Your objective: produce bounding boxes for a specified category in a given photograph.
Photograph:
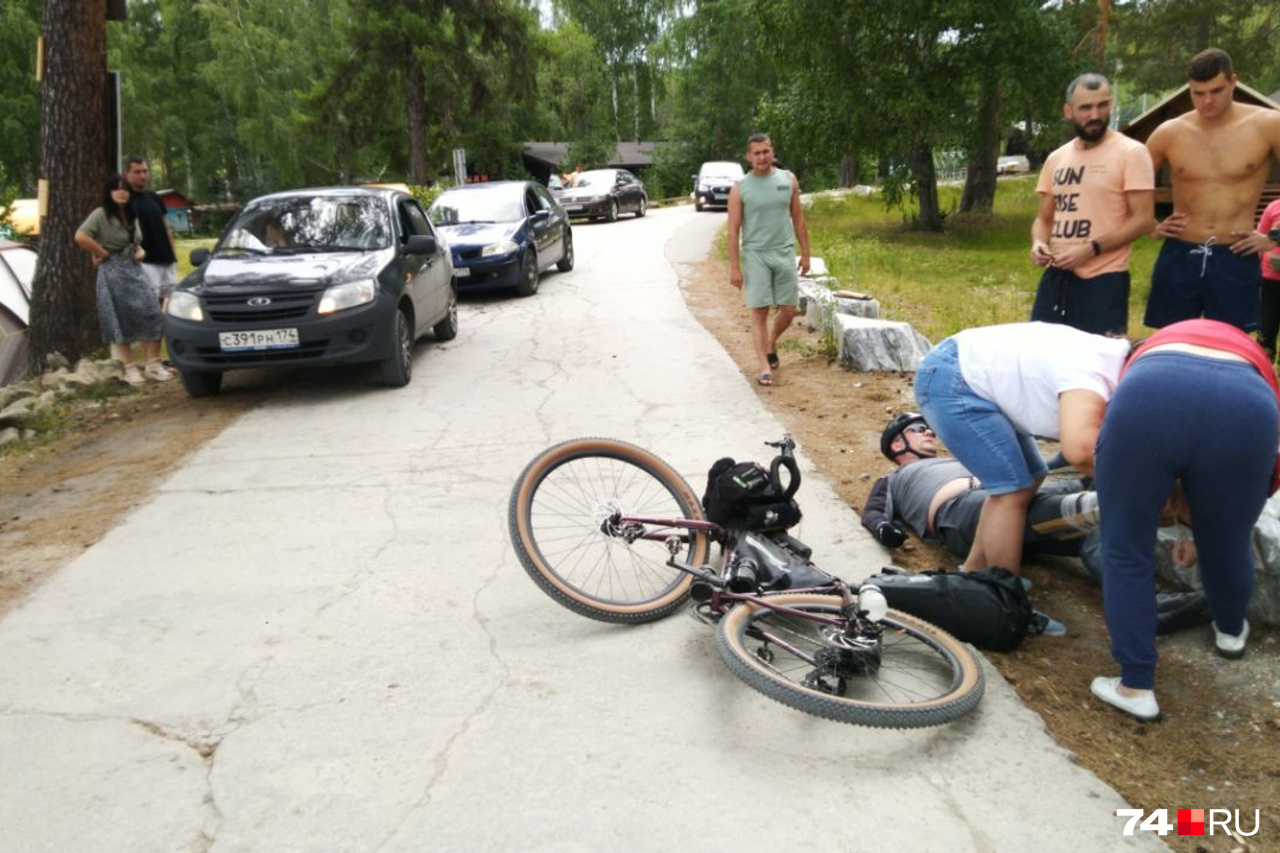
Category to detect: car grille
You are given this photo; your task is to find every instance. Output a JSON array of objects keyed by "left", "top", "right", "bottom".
[
  {"left": 456, "top": 248, "right": 485, "bottom": 262},
  {"left": 204, "top": 291, "right": 317, "bottom": 323}
]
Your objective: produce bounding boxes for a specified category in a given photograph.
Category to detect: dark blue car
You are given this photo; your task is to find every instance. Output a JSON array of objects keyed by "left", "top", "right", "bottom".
[{"left": 429, "top": 181, "right": 573, "bottom": 296}]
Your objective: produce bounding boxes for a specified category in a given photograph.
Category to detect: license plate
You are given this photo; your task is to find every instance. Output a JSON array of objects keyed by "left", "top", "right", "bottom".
[
  {"left": 218, "top": 328, "right": 299, "bottom": 351},
  {"left": 564, "top": 205, "right": 583, "bottom": 213},
  {"left": 454, "top": 267, "right": 471, "bottom": 278}
]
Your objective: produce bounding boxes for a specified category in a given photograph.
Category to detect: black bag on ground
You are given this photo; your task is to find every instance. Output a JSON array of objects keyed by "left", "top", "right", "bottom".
[
  {"left": 702, "top": 458, "right": 802, "bottom": 531},
  {"left": 866, "top": 567, "right": 1034, "bottom": 651}
]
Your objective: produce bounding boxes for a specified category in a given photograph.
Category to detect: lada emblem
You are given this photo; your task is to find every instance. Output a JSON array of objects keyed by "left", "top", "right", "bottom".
[{"left": 247, "top": 297, "right": 272, "bottom": 307}]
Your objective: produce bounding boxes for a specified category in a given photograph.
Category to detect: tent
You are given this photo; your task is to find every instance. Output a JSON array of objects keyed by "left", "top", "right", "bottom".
[{"left": 0, "top": 238, "right": 34, "bottom": 387}]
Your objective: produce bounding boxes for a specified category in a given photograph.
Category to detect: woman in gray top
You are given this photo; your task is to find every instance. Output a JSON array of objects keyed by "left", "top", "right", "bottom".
[{"left": 74, "top": 174, "right": 172, "bottom": 386}]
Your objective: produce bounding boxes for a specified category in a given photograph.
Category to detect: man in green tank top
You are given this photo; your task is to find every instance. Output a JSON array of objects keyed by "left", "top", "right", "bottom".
[{"left": 727, "top": 133, "right": 811, "bottom": 386}]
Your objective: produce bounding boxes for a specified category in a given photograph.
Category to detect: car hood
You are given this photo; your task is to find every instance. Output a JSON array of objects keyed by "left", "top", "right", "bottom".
[
  {"left": 184, "top": 250, "right": 389, "bottom": 292},
  {"left": 435, "top": 221, "right": 520, "bottom": 249}
]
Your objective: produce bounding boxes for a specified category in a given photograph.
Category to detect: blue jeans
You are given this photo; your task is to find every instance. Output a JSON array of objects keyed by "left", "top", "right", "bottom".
[
  {"left": 914, "top": 338, "right": 1048, "bottom": 495},
  {"left": 1096, "top": 352, "right": 1276, "bottom": 689}
]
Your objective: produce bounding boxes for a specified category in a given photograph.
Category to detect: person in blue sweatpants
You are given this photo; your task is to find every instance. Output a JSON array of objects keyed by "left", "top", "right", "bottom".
[{"left": 1091, "top": 319, "right": 1279, "bottom": 721}]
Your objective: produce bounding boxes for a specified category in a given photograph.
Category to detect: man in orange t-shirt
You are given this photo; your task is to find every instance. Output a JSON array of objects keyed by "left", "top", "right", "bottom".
[{"left": 1030, "top": 73, "right": 1156, "bottom": 334}]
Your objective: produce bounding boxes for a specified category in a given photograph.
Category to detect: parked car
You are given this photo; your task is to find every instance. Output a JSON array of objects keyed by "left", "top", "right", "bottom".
[
  {"left": 554, "top": 168, "right": 647, "bottom": 222},
  {"left": 997, "top": 155, "right": 1031, "bottom": 175},
  {"left": 692, "top": 161, "right": 744, "bottom": 211},
  {"left": 429, "top": 181, "right": 573, "bottom": 297},
  {"left": 164, "top": 186, "right": 457, "bottom": 397}
]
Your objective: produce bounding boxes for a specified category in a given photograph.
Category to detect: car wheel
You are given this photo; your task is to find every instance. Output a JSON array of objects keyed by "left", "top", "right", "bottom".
[
  {"left": 515, "top": 249, "right": 540, "bottom": 296},
  {"left": 636, "top": 196, "right": 647, "bottom": 218},
  {"left": 556, "top": 230, "right": 575, "bottom": 272},
  {"left": 380, "top": 307, "right": 413, "bottom": 387},
  {"left": 433, "top": 287, "right": 459, "bottom": 341},
  {"left": 606, "top": 199, "right": 618, "bottom": 223},
  {"left": 179, "top": 369, "right": 222, "bottom": 398}
]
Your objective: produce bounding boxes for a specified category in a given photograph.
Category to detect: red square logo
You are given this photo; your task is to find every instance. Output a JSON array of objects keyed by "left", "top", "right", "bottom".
[{"left": 1178, "top": 809, "right": 1205, "bottom": 836}]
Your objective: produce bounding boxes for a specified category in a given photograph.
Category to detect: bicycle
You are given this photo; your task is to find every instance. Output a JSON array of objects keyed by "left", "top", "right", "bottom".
[{"left": 507, "top": 435, "right": 984, "bottom": 729}]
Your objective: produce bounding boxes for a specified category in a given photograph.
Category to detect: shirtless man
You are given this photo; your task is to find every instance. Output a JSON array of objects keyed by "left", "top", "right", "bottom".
[{"left": 1145, "top": 48, "right": 1280, "bottom": 332}]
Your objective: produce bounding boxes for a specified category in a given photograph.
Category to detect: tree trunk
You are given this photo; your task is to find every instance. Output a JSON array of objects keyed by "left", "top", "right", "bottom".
[
  {"left": 910, "top": 139, "right": 944, "bottom": 232},
  {"left": 406, "top": 50, "right": 428, "bottom": 185},
  {"left": 961, "top": 77, "right": 1003, "bottom": 214},
  {"left": 839, "top": 154, "right": 859, "bottom": 188},
  {"left": 28, "top": 0, "right": 108, "bottom": 374}
]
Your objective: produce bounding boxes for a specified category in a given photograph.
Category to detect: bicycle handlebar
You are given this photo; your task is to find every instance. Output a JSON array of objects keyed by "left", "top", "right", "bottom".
[{"left": 765, "top": 435, "right": 800, "bottom": 500}]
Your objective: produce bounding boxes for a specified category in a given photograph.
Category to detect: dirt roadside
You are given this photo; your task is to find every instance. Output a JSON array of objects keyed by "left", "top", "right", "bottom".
[{"left": 1, "top": 247, "right": 1278, "bottom": 851}]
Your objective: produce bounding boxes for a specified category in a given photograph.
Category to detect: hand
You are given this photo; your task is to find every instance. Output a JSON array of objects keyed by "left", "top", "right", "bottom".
[
  {"left": 874, "top": 520, "right": 908, "bottom": 548},
  {"left": 132, "top": 248, "right": 146, "bottom": 264},
  {"left": 1030, "top": 241, "right": 1054, "bottom": 267},
  {"left": 729, "top": 267, "right": 743, "bottom": 290},
  {"left": 91, "top": 255, "right": 106, "bottom": 267},
  {"left": 1050, "top": 242, "right": 1094, "bottom": 271},
  {"left": 797, "top": 254, "right": 810, "bottom": 276},
  {"left": 1228, "top": 230, "right": 1275, "bottom": 257},
  {"left": 1152, "top": 212, "right": 1187, "bottom": 240}
]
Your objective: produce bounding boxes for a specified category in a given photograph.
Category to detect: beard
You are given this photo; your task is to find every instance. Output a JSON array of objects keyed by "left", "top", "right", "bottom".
[{"left": 1072, "top": 118, "right": 1107, "bottom": 142}]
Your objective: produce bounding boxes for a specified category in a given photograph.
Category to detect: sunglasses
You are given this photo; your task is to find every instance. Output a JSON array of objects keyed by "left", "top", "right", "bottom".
[{"left": 903, "top": 424, "right": 933, "bottom": 435}]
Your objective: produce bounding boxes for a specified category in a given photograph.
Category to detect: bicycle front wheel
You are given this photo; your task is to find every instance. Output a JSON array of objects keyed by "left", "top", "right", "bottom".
[
  {"left": 716, "top": 594, "right": 984, "bottom": 728},
  {"left": 508, "top": 438, "right": 710, "bottom": 623}
]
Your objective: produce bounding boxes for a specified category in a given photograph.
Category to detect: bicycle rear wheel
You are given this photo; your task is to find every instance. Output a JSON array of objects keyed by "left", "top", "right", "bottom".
[
  {"left": 509, "top": 438, "right": 710, "bottom": 623},
  {"left": 716, "top": 593, "right": 983, "bottom": 728}
]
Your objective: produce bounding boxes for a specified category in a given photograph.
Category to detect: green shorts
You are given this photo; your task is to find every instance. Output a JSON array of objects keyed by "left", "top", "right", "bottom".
[{"left": 742, "top": 248, "right": 798, "bottom": 309}]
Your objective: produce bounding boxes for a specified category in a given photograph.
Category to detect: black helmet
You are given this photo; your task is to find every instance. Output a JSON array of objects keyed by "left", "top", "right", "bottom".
[{"left": 880, "top": 412, "right": 928, "bottom": 461}]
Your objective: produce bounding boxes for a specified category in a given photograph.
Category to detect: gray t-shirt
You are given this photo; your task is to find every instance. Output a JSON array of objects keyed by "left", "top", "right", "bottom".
[
  {"left": 886, "top": 457, "right": 971, "bottom": 541},
  {"left": 78, "top": 207, "right": 141, "bottom": 255}
]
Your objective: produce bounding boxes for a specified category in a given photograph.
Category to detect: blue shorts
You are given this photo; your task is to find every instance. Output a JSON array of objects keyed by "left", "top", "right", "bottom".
[
  {"left": 1144, "top": 237, "right": 1261, "bottom": 332},
  {"left": 1030, "top": 267, "right": 1130, "bottom": 335},
  {"left": 914, "top": 338, "right": 1049, "bottom": 495}
]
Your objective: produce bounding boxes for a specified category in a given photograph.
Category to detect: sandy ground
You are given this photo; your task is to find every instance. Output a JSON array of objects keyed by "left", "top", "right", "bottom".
[{"left": 1, "top": 247, "right": 1278, "bottom": 851}]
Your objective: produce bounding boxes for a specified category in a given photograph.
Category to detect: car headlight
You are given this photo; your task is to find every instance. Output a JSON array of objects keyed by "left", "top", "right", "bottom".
[
  {"left": 166, "top": 291, "right": 204, "bottom": 322},
  {"left": 318, "top": 279, "right": 377, "bottom": 315},
  {"left": 480, "top": 240, "right": 519, "bottom": 258}
]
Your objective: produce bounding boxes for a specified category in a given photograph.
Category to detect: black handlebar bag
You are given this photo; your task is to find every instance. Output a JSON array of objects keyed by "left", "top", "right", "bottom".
[{"left": 702, "top": 458, "right": 802, "bottom": 531}]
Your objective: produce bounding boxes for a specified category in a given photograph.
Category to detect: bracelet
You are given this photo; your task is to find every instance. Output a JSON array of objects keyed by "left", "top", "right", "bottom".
[{"left": 1089, "top": 239, "right": 1102, "bottom": 256}]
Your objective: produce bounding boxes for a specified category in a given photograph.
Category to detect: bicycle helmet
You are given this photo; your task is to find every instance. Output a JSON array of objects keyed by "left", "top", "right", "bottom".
[{"left": 880, "top": 412, "right": 929, "bottom": 461}]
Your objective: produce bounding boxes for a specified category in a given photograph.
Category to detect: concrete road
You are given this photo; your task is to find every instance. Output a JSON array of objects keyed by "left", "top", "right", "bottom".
[{"left": 0, "top": 206, "right": 1164, "bottom": 852}]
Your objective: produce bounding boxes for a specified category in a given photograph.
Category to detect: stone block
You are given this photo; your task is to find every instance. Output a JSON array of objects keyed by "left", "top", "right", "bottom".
[
  {"left": 837, "top": 315, "right": 932, "bottom": 372},
  {"left": 834, "top": 296, "right": 879, "bottom": 319}
]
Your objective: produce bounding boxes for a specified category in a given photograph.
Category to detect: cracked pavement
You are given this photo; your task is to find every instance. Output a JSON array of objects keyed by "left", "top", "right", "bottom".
[{"left": 0, "top": 207, "right": 1166, "bottom": 852}]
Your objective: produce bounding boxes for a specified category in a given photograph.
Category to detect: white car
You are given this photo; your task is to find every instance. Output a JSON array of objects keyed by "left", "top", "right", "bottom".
[{"left": 692, "top": 161, "right": 745, "bottom": 211}]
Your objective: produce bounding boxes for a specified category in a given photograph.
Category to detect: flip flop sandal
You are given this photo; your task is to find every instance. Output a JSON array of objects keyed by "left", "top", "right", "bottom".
[
  {"left": 767, "top": 351, "right": 780, "bottom": 369},
  {"left": 757, "top": 372, "right": 774, "bottom": 386}
]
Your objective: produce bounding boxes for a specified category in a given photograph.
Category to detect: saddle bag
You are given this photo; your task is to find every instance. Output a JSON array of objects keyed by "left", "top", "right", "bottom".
[
  {"left": 865, "top": 567, "right": 1033, "bottom": 652},
  {"left": 702, "top": 458, "right": 802, "bottom": 531}
]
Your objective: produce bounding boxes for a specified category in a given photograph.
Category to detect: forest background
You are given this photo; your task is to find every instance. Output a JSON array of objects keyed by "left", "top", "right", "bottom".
[{"left": 2, "top": 0, "right": 1278, "bottom": 233}]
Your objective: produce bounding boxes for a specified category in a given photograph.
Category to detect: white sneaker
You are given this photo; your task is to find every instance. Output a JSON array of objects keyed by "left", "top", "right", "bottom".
[
  {"left": 121, "top": 364, "right": 146, "bottom": 387},
  {"left": 143, "top": 361, "right": 174, "bottom": 382},
  {"left": 1214, "top": 619, "right": 1249, "bottom": 659},
  {"left": 1090, "top": 676, "right": 1160, "bottom": 721}
]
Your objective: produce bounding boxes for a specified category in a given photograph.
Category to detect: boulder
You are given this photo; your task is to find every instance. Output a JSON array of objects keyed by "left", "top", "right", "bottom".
[
  {"left": 40, "top": 368, "right": 70, "bottom": 390},
  {"left": 1250, "top": 505, "right": 1280, "bottom": 626},
  {"left": 0, "top": 383, "right": 37, "bottom": 411},
  {"left": 0, "top": 396, "right": 35, "bottom": 428},
  {"left": 837, "top": 315, "right": 932, "bottom": 372},
  {"left": 45, "top": 351, "right": 71, "bottom": 371},
  {"left": 834, "top": 295, "right": 880, "bottom": 319},
  {"left": 0, "top": 426, "right": 20, "bottom": 447},
  {"left": 63, "top": 359, "right": 106, "bottom": 390}
]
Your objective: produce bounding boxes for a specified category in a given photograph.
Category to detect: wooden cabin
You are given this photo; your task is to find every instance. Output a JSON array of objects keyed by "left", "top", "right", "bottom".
[{"left": 1121, "top": 81, "right": 1280, "bottom": 223}]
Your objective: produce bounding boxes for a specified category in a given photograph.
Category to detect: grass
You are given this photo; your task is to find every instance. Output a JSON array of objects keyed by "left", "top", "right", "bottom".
[
  {"left": 804, "top": 177, "right": 1161, "bottom": 343},
  {"left": 175, "top": 238, "right": 217, "bottom": 278}
]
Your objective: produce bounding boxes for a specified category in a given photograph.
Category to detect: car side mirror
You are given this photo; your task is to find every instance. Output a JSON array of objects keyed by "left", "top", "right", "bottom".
[
  {"left": 532, "top": 209, "right": 550, "bottom": 222},
  {"left": 191, "top": 247, "right": 210, "bottom": 266},
  {"left": 403, "top": 234, "right": 437, "bottom": 255}
]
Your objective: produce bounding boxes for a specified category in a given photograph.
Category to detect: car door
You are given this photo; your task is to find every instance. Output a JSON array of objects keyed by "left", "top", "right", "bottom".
[
  {"left": 525, "top": 186, "right": 556, "bottom": 267},
  {"left": 619, "top": 171, "right": 640, "bottom": 213},
  {"left": 531, "top": 184, "right": 565, "bottom": 266},
  {"left": 397, "top": 198, "right": 447, "bottom": 328}
]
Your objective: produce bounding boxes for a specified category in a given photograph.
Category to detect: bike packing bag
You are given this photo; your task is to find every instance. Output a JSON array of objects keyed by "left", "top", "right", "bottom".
[
  {"left": 865, "top": 567, "right": 1033, "bottom": 651},
  {"left": 702, "top": 458, "right": 802, "bottom": 531}
]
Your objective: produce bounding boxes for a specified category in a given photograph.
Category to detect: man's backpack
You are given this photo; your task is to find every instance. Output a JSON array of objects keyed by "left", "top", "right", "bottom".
[
  {"left": 865, "top": 567, "right": 1034, "bottom": 651},
  {"left": 702, "top": 457, "right": 802, "bottom": 531}
]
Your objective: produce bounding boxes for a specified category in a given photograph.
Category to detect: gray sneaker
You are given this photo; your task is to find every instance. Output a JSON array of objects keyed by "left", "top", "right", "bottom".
[{"left": 1030, "top": 610, "right": 1066, "bottom": 637}]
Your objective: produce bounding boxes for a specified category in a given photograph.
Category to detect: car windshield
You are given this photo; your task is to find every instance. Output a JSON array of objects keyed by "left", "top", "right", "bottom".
[
  {"left": 218, "top": 195, "right": 391, "bottom": 254},
  {"left": 702, "top": 166, "right": 743, "bottom": 181},
  {"left": 573, "top": 170, "right": 617, "bottom": 189},
  {"left": 429, "top": 187, "right": 524, "bottom": 225}
]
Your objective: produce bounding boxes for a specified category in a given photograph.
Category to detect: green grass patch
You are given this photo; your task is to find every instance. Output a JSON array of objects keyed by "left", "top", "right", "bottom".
[
  {"left": 174, "top": 238, "right": 217, "bottom": 279},
  {"left": 804, "top": 177, "right": 1160, "bottom": 343}
]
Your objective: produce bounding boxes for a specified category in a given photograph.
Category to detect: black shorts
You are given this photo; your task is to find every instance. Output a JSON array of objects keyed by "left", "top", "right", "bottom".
[
  {"left": 1029, "top": 267, "right": 1130, "bottom": 335},
  {"left": 1144, "top": 238, "right": 1261, "bottom": 332}
]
